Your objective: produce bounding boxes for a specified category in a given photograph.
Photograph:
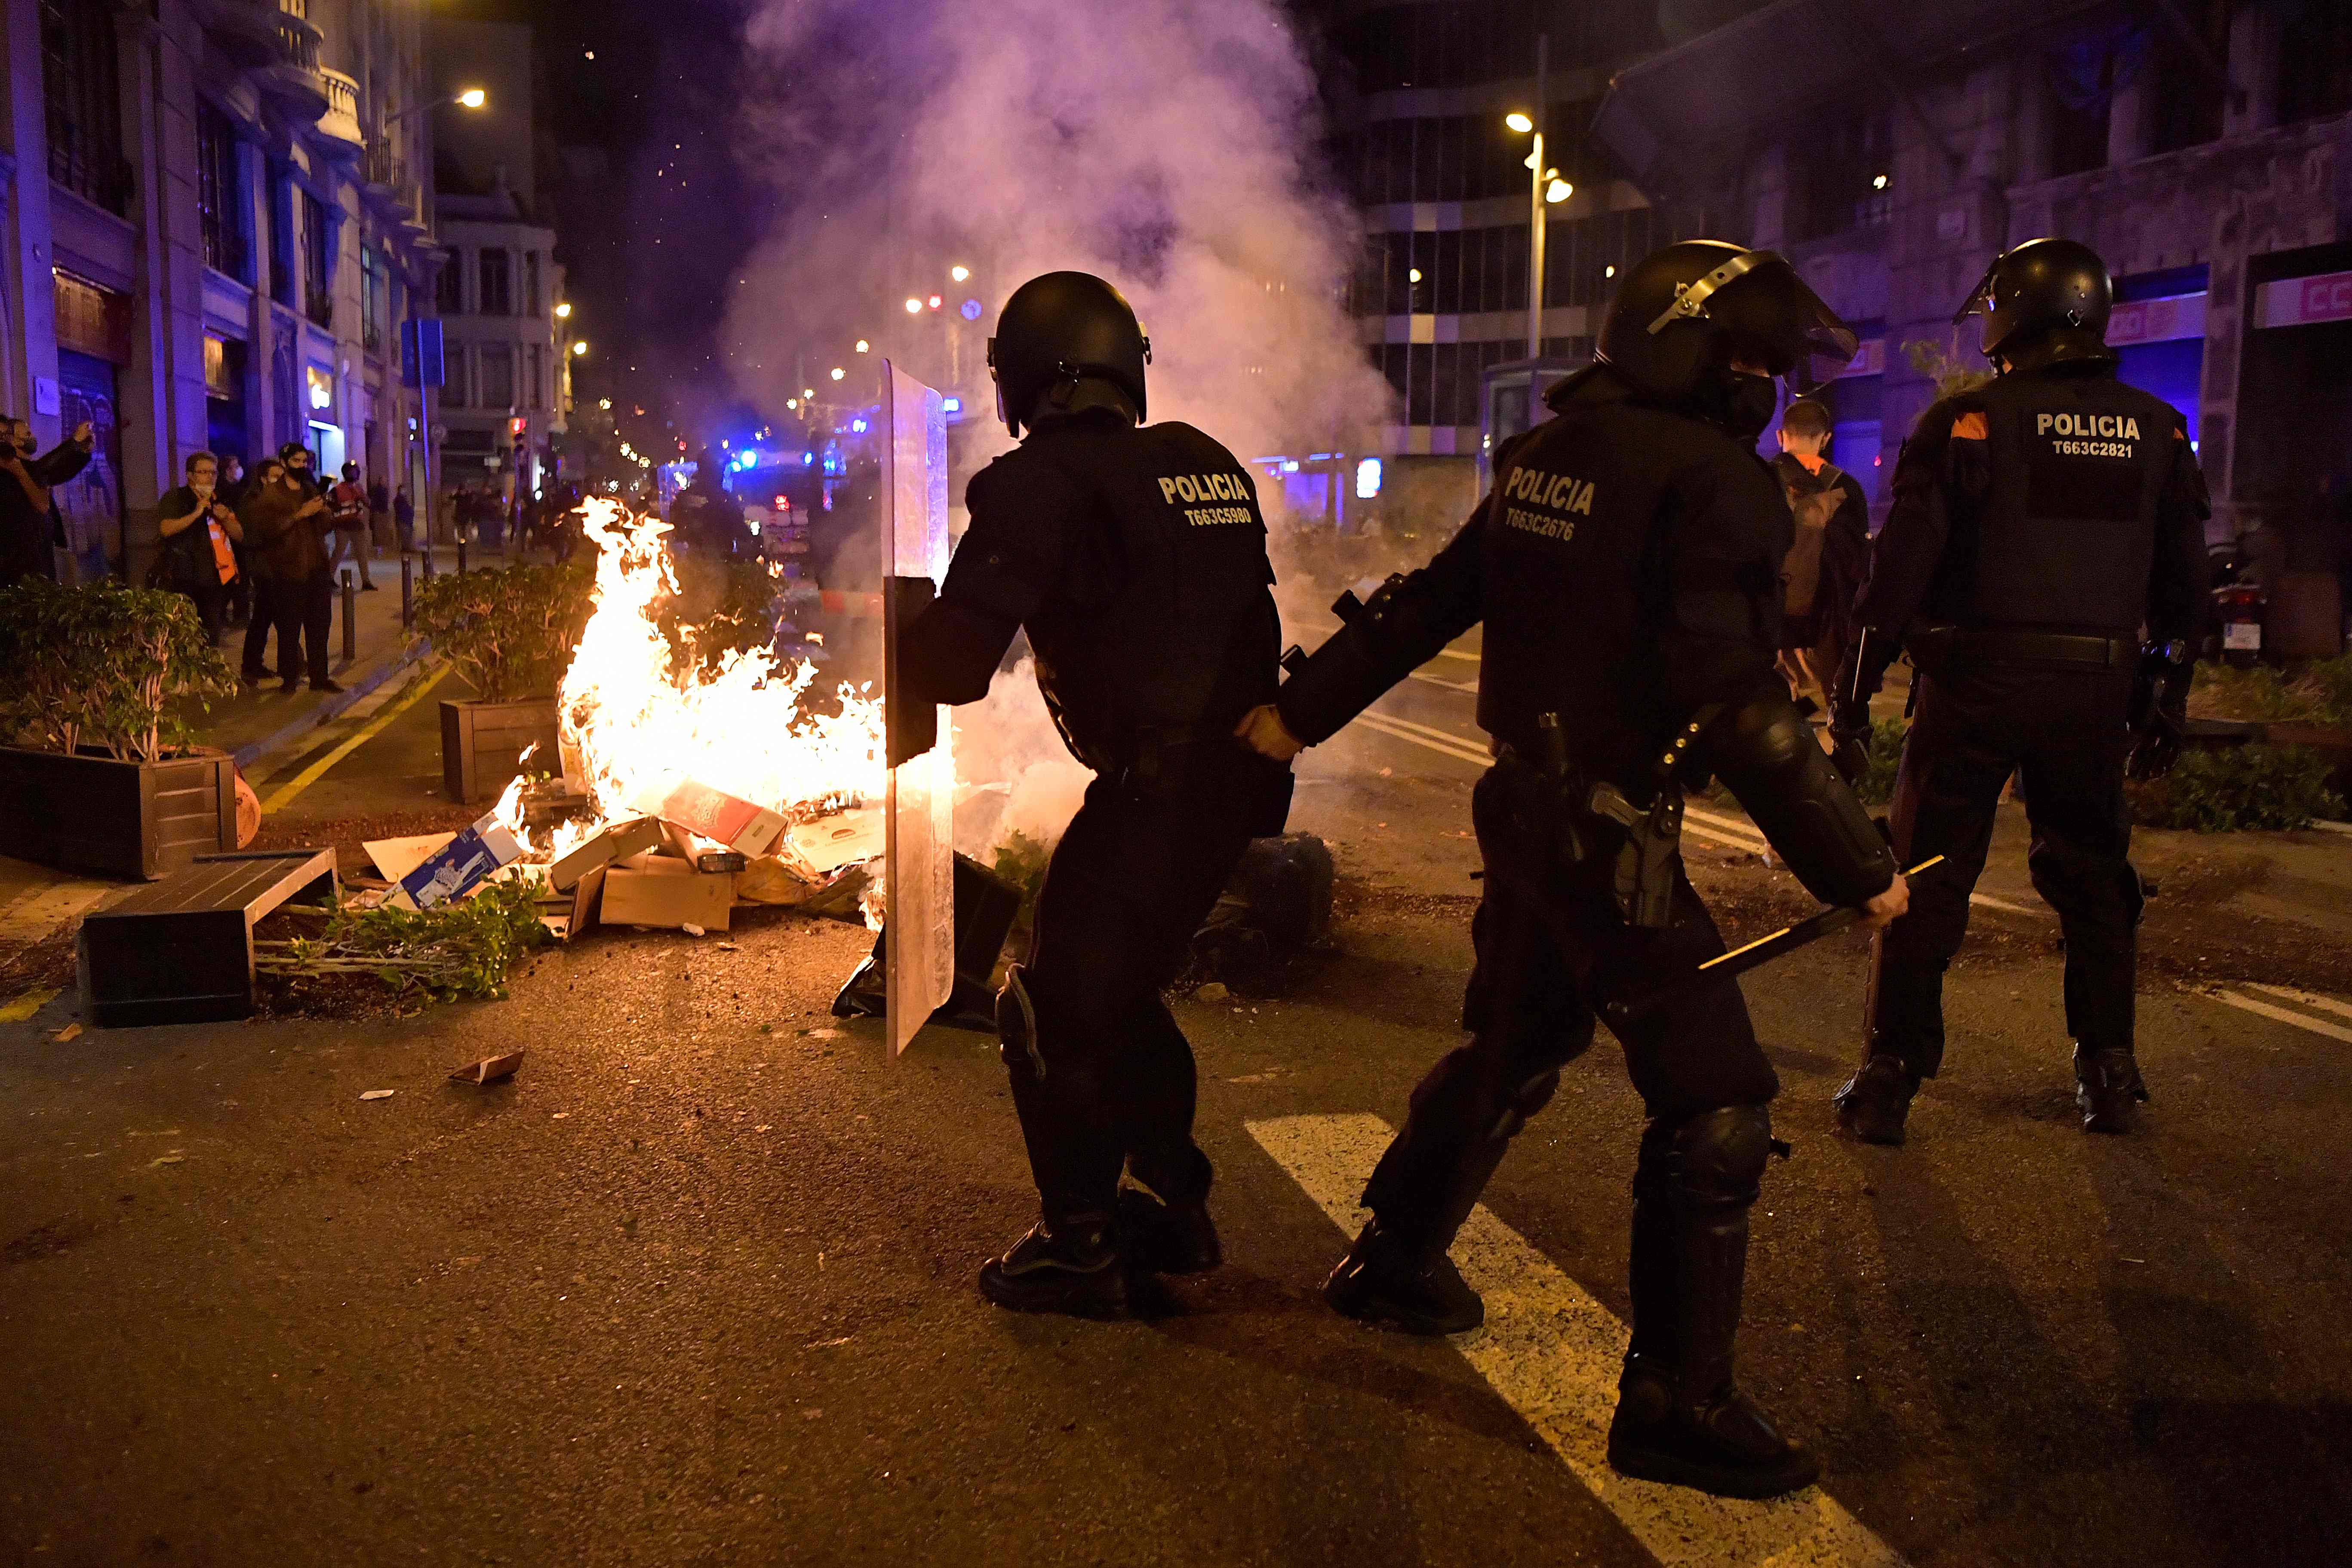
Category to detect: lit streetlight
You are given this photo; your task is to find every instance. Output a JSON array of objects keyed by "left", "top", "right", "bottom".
[
  {"left": 904, "top": 298, "right": 923, "bottom": 314},
  {"left": 571, "top": 340, "right": 588, "bottom": 356},
  {"left": 854, "top": 339, "right": 870, "bottom": 353},
  {"left": 457, "top": 87, "right": 486, "bottom": 109},
  {"left": 1504, "top": 35, "right": 1553, "bottom": 359},
  {"left": 950, "top": 264, "right": 970, "bottom": 283},
  {"left": 555, "top": 302, "right": 572, "bottom": 320},
  {"left": 830, "top": 367, "right": 845, "bottom": 381}
]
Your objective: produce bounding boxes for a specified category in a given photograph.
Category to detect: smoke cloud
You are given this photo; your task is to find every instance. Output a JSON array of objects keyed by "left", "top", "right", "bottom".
[{"left": 724, "top": 0, "right": 1393, "bottom": 471}]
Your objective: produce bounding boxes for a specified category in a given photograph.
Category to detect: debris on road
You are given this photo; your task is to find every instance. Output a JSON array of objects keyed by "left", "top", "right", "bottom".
[
  {"left": 448, "top": 1051, "right": 525, "bottom": 1085},
  {"left": 359, "top": 1089, "right": 396, "bottom": 1101},
  {"left": 49, "top": 1022, "right": 80, "bottom": 1042}
]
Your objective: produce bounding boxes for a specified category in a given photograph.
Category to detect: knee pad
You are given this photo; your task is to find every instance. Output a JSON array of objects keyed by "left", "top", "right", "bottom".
[
  {"left": 1665, "top": 1104, "right": 1772, "bottom": 1211},
  {"left": 996, "top": 963, "right": 1044, "bottom": 1080}
]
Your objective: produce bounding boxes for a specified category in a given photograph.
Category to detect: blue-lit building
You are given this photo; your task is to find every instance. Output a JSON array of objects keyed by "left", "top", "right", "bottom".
[{"left": 0, "top": 0, "right": 444, "bottom": 584}]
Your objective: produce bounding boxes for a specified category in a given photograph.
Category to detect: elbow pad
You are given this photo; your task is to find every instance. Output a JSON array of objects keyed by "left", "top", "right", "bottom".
[
  {"left": 1704, "top": 689, "right": 1896, "bottom": 907},
  {"left": 1275, "top": 572, "right": 1456, "bottom": 746}
]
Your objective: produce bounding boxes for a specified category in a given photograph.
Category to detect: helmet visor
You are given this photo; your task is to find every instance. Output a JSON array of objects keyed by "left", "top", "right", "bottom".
[
  {"left": 1646, "top": 249, "right": 1859, "bottom": 388},
  {"left": 1951, "top": 255, "right": 2000, "bottom": 327}
]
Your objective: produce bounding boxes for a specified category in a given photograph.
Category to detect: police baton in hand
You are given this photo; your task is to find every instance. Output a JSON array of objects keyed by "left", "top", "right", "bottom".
[{"left": 1601, "top": 855, "right": 1945, "bottom": 1030}]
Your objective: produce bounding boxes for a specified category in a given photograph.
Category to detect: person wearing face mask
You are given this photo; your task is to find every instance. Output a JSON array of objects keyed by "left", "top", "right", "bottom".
[
  {"left": 240, "top": 454, "right": 339, "bottom": 693},
  {"left": 1234, "top": 242, "right": 1904, "bottom": 1500},
  {"left": 155, "top": 452, "right": 243, "bottom": 645},
  {"left": 0, "top": 418, "right": 94, "bottom": 585}
]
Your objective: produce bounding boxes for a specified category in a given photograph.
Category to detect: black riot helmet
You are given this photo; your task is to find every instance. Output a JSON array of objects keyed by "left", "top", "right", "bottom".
[
  {"left": 1593, "top": 240, "right": 1858, "bottom": 407},
  {"left": 1953, "top": 238, "right": 2113, "bottom": 362},
  {"left": 987, "top": 271, "right": 1153, "bottom": 438}
]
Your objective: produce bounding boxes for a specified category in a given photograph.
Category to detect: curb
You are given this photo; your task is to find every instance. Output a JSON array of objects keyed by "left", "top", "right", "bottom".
[{"left": 231, "top": 638, "right": 433, "bottom": 773}]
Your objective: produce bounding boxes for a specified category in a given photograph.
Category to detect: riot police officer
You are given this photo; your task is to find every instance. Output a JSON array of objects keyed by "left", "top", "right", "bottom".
[
  {"left": 894, "top": 270, "right": 1291, "bottom": 1318},
  {"left": 1828, "top": 238, "right": 2210, "bottom": 1144},
  {"left": 1238, "top": 242, "right": 1906, "bottom": 1500}
]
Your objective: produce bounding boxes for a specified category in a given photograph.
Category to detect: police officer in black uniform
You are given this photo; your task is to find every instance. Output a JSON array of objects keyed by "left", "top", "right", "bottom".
[
  {"left": 894, "top": 271, "right": 1290, "bottom": 1318},
  {"left": 1828, "top": 238, "right": 2209, "bottom": 1144},
  {"left": 1238, "top": 242, "right": 1906, "bottom": 1500}
]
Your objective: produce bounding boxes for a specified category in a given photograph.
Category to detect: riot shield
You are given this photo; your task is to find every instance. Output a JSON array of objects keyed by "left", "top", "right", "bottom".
[{"left": 880, "top": 362, "right": 956, "bottom": 1057}]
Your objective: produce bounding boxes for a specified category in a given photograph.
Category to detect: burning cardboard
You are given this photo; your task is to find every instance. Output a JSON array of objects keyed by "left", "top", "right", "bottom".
[
  {"left": 602, "top": 851, "right": 735, "bottom": 933},
  {"left": 392, "top": 813, "right": 524, "bottom": 910},
  {"left": 784, "top": 805, "right": 885, "bottom": 878},
  {"left": 546, "top": 816, "right": 663, "bottom": 892},
  {"left": 632, "top": 775, "right": 787, "bottom": 858}
]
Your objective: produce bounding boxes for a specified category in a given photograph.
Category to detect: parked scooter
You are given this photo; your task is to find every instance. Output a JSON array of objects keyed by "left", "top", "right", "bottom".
[{"left": 2205, "top": 544, "right": 2267, "bottom": 668}]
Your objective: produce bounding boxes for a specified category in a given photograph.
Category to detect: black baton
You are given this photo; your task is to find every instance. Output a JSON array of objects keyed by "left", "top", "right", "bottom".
[{"left": 1602, "top": 855, "right": 1944, "bottom": 1027}]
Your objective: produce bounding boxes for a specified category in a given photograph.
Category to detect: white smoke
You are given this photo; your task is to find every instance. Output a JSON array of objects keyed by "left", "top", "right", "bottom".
[{"left": 725, "top": 0, "right": 1393, "bottom": 470}]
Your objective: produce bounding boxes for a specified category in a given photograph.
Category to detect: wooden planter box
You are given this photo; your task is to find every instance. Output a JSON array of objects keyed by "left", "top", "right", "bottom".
[
  {"left": 0, "top": 745, "right": 236, "bottom": 880},
  {"left": 440, "top": 697, "right": 561, "bottom": 805}
]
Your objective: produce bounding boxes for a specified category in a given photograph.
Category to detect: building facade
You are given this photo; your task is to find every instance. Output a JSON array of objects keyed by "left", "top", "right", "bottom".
[
  {"left": 1595, "top": 0, "right": 2352, "bottom": 653},
  {"left": 0, "top": 0, "right": 443, "bottom": 585},
  {"left": 1309, "top": 1, "right": 1698, "bottom": 520},
  {"left": 426, "top": 17, "right": 565, "bottom": 508}
]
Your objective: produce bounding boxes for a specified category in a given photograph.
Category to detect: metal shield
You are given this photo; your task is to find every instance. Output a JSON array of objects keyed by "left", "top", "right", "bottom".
[{"left": 880, "top": 362, "right": 955, "bottom": 1057}]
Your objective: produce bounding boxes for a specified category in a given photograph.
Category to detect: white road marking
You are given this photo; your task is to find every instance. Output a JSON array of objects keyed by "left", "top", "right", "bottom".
[
  {"left": 1246, "top": 1113, "right": 1908, "bottom": 1568},
  {"left": 1409, "top": 670, "right": 1481, "bottom": 694},
  {"left": 1964, "top": 890, "right": 2045, "bottom": 918},
  {"left": 1291, "top": 619, "right": 1482, "bottom": 664},
  {"left": 1354, "top": 710, "right": 1491, "bottom": 767},
  {"left": 2244, "top": 983, "right": 2352, "bottom": 1024},
  {"left": 2205, "top": 988, "right": 2352, "bottom": 1046}
]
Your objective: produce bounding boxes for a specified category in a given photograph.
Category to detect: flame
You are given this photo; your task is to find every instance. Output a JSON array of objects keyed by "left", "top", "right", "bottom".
[{"left": 550, "top": 500, "right": 887, "bottom": 855}]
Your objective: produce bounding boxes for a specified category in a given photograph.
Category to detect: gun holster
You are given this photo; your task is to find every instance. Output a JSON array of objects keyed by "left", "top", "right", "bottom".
[{"left": 1584, "top": 780, "right": 1684, "bottom": 930}]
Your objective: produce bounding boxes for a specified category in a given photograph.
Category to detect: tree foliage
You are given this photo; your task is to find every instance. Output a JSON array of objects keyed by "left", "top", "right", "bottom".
[
  {"left": 412, "top": 562, "right": 593, "bottom": 701},
  {"left": 2131, "top": 744, "right": 2345, "bottom": 833},
  {"left": 0, "top": 577, "right": 234, "bottom": 761},
  {"left": 255, "top": 875, "right": 551, "bottom": 1001}
]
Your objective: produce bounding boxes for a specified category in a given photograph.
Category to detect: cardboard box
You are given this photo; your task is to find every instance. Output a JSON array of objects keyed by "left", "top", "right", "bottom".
[
  {"left": 363, "top": 833, "right": 456, "bottom": 884},
  {"left": 785, "top": 806, "right": 884, "bottom": 876},
  {"left": 546, "top": 816, "right": 662, "bottom": 892},
  {"left": 632, "top": 775, "right": 787, "bottom": 858},
  {"left": 601, "top": 852, "right": 735, "bottom": 932},
  {"left": 392, "top": 814, "right": 523, "bottom": 909}
]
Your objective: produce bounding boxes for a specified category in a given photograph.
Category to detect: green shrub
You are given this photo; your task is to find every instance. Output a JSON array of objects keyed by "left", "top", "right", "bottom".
[
  {"left": 255, "top": 875, "right": 551, "bottom": 1002},
  {"left": 0, "top": 577, "right": 233, "bottom": 761},
  {"left": 2188, "top": 655, "right": 2352, "bottom": 727},
  {"left": 1852, "top": 718, "right": 1907, "bottom": 807},
  {"left": 412, "top": 562, "right": 593, "bottom": 701},
  {"left": 2132, "top": 744, "right": 2345, "bottom": 833}
]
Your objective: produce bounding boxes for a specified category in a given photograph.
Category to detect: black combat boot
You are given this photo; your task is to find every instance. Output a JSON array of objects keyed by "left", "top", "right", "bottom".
[
  {"left": 1608, "top": 1107, "right": 1818, "bottom": 1499},
  {"left": 1832, "top": 1054, "right": 1918, "bottom": 1145},
  {"left": 1323, "top": 1219, "right": 1483, "bottom": 1336},
  {"left": 1117, "top": 1186, "right": 1221, "bottom": 1275},
  {"left": 2074, "top": 1043, "right": 2149, "bottom": 1135},
  {"left": 978, "top": 1212, "right": 1128, "bottom": 1318}
]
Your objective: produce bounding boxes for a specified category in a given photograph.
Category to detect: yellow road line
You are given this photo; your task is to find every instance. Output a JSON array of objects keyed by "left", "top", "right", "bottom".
[{"left": 261, "top": 663, "right": 450, "bottom": 815}]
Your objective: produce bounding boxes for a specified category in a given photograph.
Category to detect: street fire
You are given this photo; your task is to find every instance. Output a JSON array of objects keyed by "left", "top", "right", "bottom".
[{"left": 489, "top": 498, "right": 888, "bottom": 873}]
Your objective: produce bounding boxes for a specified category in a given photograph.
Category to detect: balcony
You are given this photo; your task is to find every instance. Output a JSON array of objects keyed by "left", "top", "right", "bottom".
[
  {"left": 255, "top": 0, "right": 329, "bottom": 125},
  {"left": 361, "top": 143, "right": 420, "bottom": 222},
  {"left": 190, "top": 0, "right": 281, "bottom": 70},
  {"left": 312, "top": 69, "right": 366, "bottom": 161}
]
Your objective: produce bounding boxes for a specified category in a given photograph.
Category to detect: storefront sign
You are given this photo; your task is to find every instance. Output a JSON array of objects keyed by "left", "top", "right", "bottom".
[
  {"left": 306, "top": 364, "right": 334, "bottom": 411},
  {"left": 2256, "top": 269, "right": 2352, "bottom": 329},
  {"left": 2107, "top": 292, "right": 2206, "bottom": 346}
]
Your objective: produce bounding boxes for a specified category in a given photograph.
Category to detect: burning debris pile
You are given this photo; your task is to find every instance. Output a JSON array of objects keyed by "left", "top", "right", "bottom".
[{"left": 360, "top": 499, "right": 896, "bottom": 938}]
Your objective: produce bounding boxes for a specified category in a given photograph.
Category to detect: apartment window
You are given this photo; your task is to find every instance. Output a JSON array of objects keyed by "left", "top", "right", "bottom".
[
  {"left": 2280, "top": 4, "right": 2352, "bottom": 125},
  {"left": 479, "top": 343, "right": 513, "bottom": 409},
  {"left": 437, "top": 252, "right": 464, "bottom": 314},
  {"left": 442, "top": 345, "right": 468, "bottom": 408},
  {"left": 2046, "top": 33, "right": 2121, "bottom": 178},
  {"left": 478, "top": 249, "right": 511, "bottom": 316},
  {"left": 360, "top": 245, "right": 383, "bottom": 352},
  {"left": 1795, "top": 112, "right": 1893, "bottom": 242},
  {"left": 526, "top": 343, "right": 543, "bottom": 409},
  {"left": 268, "top": 166, "right": 294, "bottom": 305},
  {"left": 301, "top": 189, "right": 333, "bottom": 326},
  {"left": 197, "top": 106, "right": 245, "bottom": 280},
  {"left": 2152, "top": 0, "right": 2230, "bottom": 154},
  {"left": 524, "top": 251, "right": 541, "bottom": 317},
  {"left": 40, "top": 0, "right": 130, "bottom": 215}
]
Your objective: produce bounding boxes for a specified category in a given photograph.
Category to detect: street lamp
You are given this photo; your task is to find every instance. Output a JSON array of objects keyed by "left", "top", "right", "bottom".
[
  {"left": 554, "top": 302, "right": 572, "bottom": 320},
  {"left": 904, "top": 298, "right": 923, "bottom": 314},
  {"left": 391, "top": 88, "right": 487, "bottom": 123},
  {"left": 1504, "top": 34, "right": 1551, "bottom": 358},
  {"left": 950, "top": 264, "right": 970, "bottom": 283},
  {"left": 830, "top": 367, "right": 845, "bottom": 380},
  {"left": 571, "top": 341, "right": 587, "bottom": 356},
  {"left": 855, "top": 339, "right": 869, "bottom": 353}
]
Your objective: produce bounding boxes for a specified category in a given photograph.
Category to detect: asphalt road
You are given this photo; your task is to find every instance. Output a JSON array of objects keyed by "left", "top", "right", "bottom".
[{"left": 5, "top": 635, "right": 2351, "bottom": 1567}]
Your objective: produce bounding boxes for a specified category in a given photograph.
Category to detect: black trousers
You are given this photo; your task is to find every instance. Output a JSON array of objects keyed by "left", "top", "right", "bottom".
[
  {"left": 270, "top": 570, "right": 334, "bottom": 684},
  {"left": 181, "top": 583, "right": 227, "bottom": 646},
  {"left": 1363, "top": 762, "right": 1777, "bottom": 1252},
  {"left": 1008, "top": 745, "right": 1280, "bottom": 1220},
  {"left": 1867, "top": 662, "right": 2142, "bottom": 1077},
  {"left": 241, "top": 575, "right": 278, "bottom": 677}
]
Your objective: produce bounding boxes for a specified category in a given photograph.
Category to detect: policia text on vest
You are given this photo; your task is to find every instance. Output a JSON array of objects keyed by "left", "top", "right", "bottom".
[
  {"left": 1156, "top": 472, "right": 1258, "bottom": 527},
  {"left": 2035, "top": 410, "right": 2141, "bottom": 459}
]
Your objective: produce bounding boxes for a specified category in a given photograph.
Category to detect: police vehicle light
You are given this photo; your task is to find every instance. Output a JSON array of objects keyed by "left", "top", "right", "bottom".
[
  {"left": 1546, "top": 178, "right": 1572, "bottom": 203},
  {"left": 928, "top": 295, "right": 943, "bottom": 310},
  {"left": 950, "top": 264, "right": 971, "bottom": 282},
  {"left": 1280, "top": 460, "right": 1301, "bottom": 473},
  {"left": 1505, "top": 112, "right": 1534, "bottom": 133},
  {"left": 850, "top": 418, "right": 867, "bottom": 433},
  {"left": 1356, "top": 457, "right": 1383, "bottom": 500},
  {"left": 905, "top": 298, "right": 923, "bottom": 314},
  {"left": 802, "top": 452, "right": 815, "bottom": 467},
  {"left": 1872, "top": 173, "right": 1889, "bottom": 190},
  {"left": 720, "top": 437, "right": 729, "bottom": 448},
  {"left": 855, "top": 339, "right": 869, "bottom": 353},
  {"left": 960, "top": 298, "right": 982, "bottom": 321},
  {"left": 943, "top": 397, "right": 962, "bottom": 413}
]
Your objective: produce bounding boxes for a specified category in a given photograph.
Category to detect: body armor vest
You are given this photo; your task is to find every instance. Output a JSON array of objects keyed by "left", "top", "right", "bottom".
[
  {"left": 986, "top": 418, "right": 1279, "bottom": 770},
  {"left": 1965, "top": 368, "right": 2179, "bottom": 636}
]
